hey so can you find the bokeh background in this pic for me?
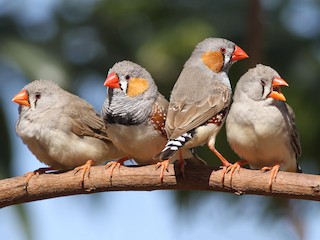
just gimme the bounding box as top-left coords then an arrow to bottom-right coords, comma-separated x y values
1,0 -> 320,239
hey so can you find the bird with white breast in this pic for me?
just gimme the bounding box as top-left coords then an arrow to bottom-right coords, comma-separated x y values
226,64 -> 302,190
159,38 -> 249,182
101,60 -> 206,181
12,80 -> 125,186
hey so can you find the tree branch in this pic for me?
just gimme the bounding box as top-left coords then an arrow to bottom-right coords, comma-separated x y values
1,164 -> 320,208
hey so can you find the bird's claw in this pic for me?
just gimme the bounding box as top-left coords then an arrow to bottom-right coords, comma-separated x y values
73,160 -> 94,187
156,160 -> 170,183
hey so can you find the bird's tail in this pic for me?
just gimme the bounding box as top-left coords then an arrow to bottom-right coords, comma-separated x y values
159,132 -> 193,160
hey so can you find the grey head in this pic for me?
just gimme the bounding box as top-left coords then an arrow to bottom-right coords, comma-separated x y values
233,64 -> 288,103
185,38 -> 248,73
102,60 -> 159,125
16,80 -> 64,116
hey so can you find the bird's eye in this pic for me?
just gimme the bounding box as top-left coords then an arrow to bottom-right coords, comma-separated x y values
125,75 -> 130,80
220,47 -> 226,53
260,80 -> 266,86
35,93 -> 41,99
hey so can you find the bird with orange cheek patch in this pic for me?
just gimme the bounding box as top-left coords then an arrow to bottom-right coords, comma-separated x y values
226,64 -> 302,190
12,80 -> 125,187
158,38 -> 248,184
101,61 -> 206,181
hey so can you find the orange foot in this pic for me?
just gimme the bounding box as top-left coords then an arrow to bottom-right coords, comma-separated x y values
208,144 -> 231,185
227,160 -> 248,184
73,160 -> 95,186
156,160 -> 170,183
24,167 -> 54,187
261,164 -> 280,191
105,157 -> 129,178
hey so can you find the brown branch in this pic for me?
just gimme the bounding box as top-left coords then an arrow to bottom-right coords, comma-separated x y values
0,164 -> 320,208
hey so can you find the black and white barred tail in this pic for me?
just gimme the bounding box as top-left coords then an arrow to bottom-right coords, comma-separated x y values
160,132 -> 193,160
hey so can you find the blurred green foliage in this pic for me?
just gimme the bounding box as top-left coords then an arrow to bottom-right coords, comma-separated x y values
0,99 -> 11,178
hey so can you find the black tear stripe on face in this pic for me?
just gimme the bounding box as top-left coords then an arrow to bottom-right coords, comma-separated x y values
124,74 -> 131,95
34,94 -> 39,108
260,79 -> 266,97
222,51 -> 225,68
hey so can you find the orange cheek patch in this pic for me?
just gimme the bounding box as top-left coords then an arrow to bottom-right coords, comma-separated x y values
201,51 -> 224,73
127,78 -> 149,97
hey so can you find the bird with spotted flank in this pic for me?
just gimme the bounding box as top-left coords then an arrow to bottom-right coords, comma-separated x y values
101,60 -> 206,180
158,38 -> 248,183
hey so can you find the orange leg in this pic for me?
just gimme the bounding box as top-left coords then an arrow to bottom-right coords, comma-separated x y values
24,167 -> 54,187
73,159 -> 95,186
178,150 -> 186,178
208,144 -> 231,184
156,160 -> 170,183
105,157 -> 129,178
227,160 -> 248,183
261,164 -> 280,191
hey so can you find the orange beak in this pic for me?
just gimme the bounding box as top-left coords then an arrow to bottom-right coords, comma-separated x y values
268,76 -> 289,101
231,45 -> 249,61
104,72 -> 120,89
12,89 -> 30,107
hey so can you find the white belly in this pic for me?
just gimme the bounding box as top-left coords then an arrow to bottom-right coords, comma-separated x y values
185,122 -> 224,149
18,123 -> 122,170
107,123 -> 167,165
226,103 -> 297,172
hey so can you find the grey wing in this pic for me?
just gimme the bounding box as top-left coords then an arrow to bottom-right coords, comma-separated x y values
165,66 -> 231,139
65,94 -> 110,142
285,103 -> 302,158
